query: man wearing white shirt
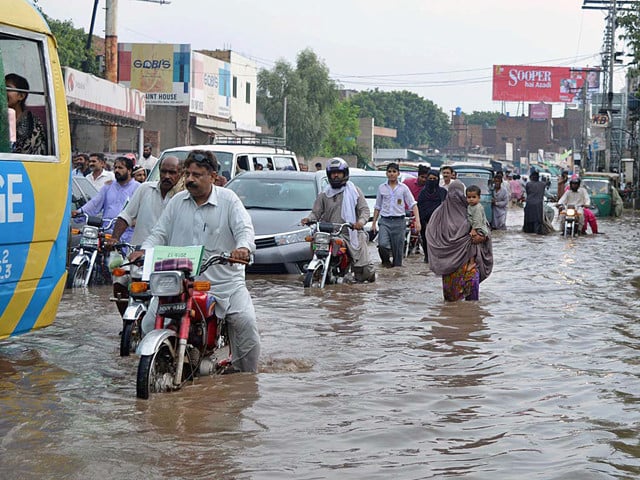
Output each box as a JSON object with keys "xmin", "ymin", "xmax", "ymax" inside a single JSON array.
[
  {"xmin": 86, "ymin": 152, "xmax": 115, "ymax": 190},
  {"xmin": 138, "ymin": 143, "xmax": 159, "ymax": 172},
  {"xmin": 131, "ymin": 150, "xmax": 260, "ymax": 373}
]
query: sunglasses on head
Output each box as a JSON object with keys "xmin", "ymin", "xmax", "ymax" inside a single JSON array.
[{"xmin": 191, "ymin": 152, "xmax": 217, "ymax": 170}]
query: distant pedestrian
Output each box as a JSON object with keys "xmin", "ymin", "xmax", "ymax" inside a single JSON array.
[
  {"xmin": 139, "ymin": 143, "xmax": 158, "ymax": 172},
  {"xmin": 523, "ymin": 170, "xmax": 546, "ymax": 234},
  {"xmin": 491, "ymin": 175, "xmax": 509, "ymax": 230},
  {"xmin": 403, "ymin": 164, "xmax": 429, "ymax": 199},
  {"xmin": 315, "ymin": 162, "xmax": 323, "ymax": 171},
  {"xmin": 440, "ymin": 166, "xmax": 454, "ymax": 190},
  {"xmin": 371, "ymin": 162, "xmax": 420, "ymax": 267},
  {"xmin": 417, "ymin": 169, "xmax": 447, "ymax": 263}
]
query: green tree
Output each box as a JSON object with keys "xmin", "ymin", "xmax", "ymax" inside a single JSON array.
[
  {"xmin": 464, "ymin": 110, "xmax": 501, "ymax": 127},
  {"xmin": 320, "ymin": 100, "xmax": 361, "ymax": 157},
  {"xmin": 258, "ymin": 49, "xmax": 338, "ymax": 159},
  {"xmin": 41, "ymin": 13, "xmax": 100, "ymax": 75},
  {"xmin": 350, "ymin": 89, "xmax": 450, "ymax": 149}
]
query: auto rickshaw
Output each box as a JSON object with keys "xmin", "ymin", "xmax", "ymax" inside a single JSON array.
[
  {"xmin": 581, "ymin": 172, "xmax": 623, "ymax": 217},
  {"xmin": 451, "ymin": 163, "xmax": 494, "ymax": 223}
]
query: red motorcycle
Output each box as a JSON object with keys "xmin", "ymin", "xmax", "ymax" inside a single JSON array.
[
  {"xmin": 135, "ymin": 253, "xmax": 247, "ymax": 399},
  {"xmin": 302, "ymin": 222, "xmax": 352, "ymax": 288}
]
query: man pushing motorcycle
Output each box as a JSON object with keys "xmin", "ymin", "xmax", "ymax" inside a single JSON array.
[
  {"xmin": 129, "ymin": 150, "xmax": 260, "ymax": 373},
  {"xmin": 301, "ymin": 157, "xmax": 376, "ymax": 283}
]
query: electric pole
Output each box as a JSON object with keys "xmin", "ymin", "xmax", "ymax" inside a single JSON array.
[{"xmin": 103, "ymin": 0, "xmax": 171, "ymax": 152}]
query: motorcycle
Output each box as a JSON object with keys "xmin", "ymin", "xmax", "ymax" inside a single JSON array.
[
  {"xmin": 560, "ymin": 204, "xmax": 580, "ymax": 237},
  {"xmin": 109, "ymin": 244, "xmax": 150, "ymax": 357},
  {"xmin": 66, "ymin": 215, "xmax": 116, "ymax": 288},
  {"xmin": 302, "ymin": 222, "xmax": 353, "ymax": 288},
  {"xmin": 135, "ymin": 253, "xmax": 247, "ymax": 399},
  {"xmin": 404, "ymin": 211, "xmax": 421, "ymax": 258}
]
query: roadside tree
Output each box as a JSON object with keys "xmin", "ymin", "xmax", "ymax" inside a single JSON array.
[{"xmin": 258, "ymin": 48, "xmax": 338, "ymax": 159}]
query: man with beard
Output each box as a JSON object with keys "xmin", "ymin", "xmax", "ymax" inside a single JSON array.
[
  {"xmin": 107, "ymin": 156, "xmax": 183, "ymax": 246},
  {"xmin": 131, "ymin": 150, "xmax": 260, "ymax": 373},
  {"xmin": 72, "ymin": 156, "xmax": 140, "ymax": 244},
  {"xmin": 417, "ymin": 169, "xmax": 447, "ymax": 263},
  {"xmin": 138, "ymin": 143, "xmax": 159, "ymax": 173}
]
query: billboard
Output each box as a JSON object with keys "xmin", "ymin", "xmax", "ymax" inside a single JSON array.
[
  {"xmin": 493, "ymin": 65, "xmax": 600, "ymax": 103},
  {"xmin": 118, "ymin": 43, "xmax": 190, "ymax": 106},
  {"xmin": 64, "ymin": 67, "xmax": 145, "ymax": 121},
  {"xmin": 190, "ymin": 52, "xmax": 231, "ymax": 118}
]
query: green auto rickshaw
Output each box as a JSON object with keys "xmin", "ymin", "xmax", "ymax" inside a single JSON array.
[{"xmin": 581, "ymin": 172, "xmax": 623, "ymax": 217}]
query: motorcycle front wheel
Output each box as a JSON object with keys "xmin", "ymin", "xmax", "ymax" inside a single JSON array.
[
  {"xmin": 66, "ymin": 260, "xmax": 91, "ymax": 289},
  {"xmin": 120, "ymin": 317, "xmax": 142, "ymax": 357},
  {"xmin": 137, "ymin": 342, "xmax": 176, "ymax": 399},
  {"xmin": 303, "ymin": 263, "xmax": 324, "ymax": 288}
]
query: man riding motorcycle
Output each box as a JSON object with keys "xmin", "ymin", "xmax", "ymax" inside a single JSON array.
[
  {"xmin": 557, "ymin": 175, "xmax": 591, "ymax": 233},
  {"xmin": 301, "ymin": 158, "xmax": 376, "ymax": 283}
]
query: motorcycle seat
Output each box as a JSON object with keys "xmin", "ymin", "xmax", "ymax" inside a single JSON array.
[{"xmin": 154, "ymin": 258, "xmax": 194, "ymax": 273}]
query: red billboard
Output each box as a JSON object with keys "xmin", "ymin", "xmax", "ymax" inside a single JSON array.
[{"xmin": 493, "ymin": 65, "xmax": 600, "ymax": 103}]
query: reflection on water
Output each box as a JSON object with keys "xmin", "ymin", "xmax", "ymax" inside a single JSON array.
[{"xmin": 2, "ymin": 210, "xmax": 640, "ymax": 478}]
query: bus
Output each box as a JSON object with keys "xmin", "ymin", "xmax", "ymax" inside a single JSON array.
[{"xmin": 0, "ymin": 2, "xmax": 71, "ymax": 338}]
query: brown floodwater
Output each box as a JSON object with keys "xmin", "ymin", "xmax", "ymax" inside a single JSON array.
[{"xmin": 2, "ymin": 207, "xmax": 640, "ymax": 479}]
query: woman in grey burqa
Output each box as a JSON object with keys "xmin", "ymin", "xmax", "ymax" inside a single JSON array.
[{"xmin": 426, "ymin": 181, "xmax": 493, "ymax": 301}]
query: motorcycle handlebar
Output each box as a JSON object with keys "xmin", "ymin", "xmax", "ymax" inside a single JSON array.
[
  {"xmin": 304, "ymin": 221, "xmax": 353, "ymax": 233},
  {"xmin": 200, "ymin": 253, "xmax": 253, "ymax": 273}
]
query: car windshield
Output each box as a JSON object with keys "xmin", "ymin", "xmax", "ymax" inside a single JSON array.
[
  {"xmin": 455, "ymin": 172, "xmax": 493, "ymax": 194},
  {"xmin": 227, "ymin": 178, "xmax": 317, "ymax": 210},
  {"xmin": 350, "ymin": 175, "xmax": 387, "ymax": 198},
  {"xmin": 583, "ymin": 179, "xmax": 610, "ymax": 195},
  {"xmin": 148, "ymin": 150, "xmax": 234, "ymax": 181}
]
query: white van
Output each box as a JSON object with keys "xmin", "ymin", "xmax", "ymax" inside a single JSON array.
[{"xmin": 148, "ymin": 137, "xmax": 299, "ymax": 182}]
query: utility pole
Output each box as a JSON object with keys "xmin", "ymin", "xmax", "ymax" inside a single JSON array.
[
  {"xmin": 105, "ymin": 0, "xmax": 118, "ymax": 152},
  {"xmin": 103, "ymin": 0, "xmax": 171, "ymax": 153}
]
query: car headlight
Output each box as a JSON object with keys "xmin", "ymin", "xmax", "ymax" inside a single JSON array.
[
  {"xmin": 81, "ymin": 226, "xmax": 99, "ymax": 239},
  {"xmin": 150, "ymin": 271, "xmax": 185, "ymax": 296},
  {"xmin": 274, "ymin": 228, "xmax": 311, "ymax": 246}
]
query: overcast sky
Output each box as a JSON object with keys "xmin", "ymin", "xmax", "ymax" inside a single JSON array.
[{"xmin": 37, "ymin": 0, "xmax": 619, "ymax": 116}]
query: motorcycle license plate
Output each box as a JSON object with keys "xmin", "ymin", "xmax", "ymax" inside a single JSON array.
[
  {"xmin": 158, "ymin": 302, "xmax": 187, "ymax": 315},
  {"xmin": 80, "ymin": 237, "xmax": 99, "ymax": 247}
]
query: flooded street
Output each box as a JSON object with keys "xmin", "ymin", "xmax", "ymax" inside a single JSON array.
[{"xmin": 3, "ymin": 207, "xmax": 640, "ymax": 479}]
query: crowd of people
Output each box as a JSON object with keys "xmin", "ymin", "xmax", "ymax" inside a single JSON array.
[{"xmin": 66, "ymin": 147, "xmax": 607, "ymax": 373}]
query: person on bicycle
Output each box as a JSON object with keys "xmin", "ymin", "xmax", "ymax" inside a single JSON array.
[{"xmin": 301, "ymin": 157, "xmax": 376, "ymax": 283}]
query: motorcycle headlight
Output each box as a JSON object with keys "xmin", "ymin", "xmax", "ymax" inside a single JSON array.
[
  {"xmin": 81, "ymin": 226, "xmax": 99, "ymax": 239},
  {"xmin": 314, "ymin": 232, "xmax": 331, "ymax": 245},
  {"xmin": 566, "ymin": 208, "xmax": 576, "ymax": 216},
  {"xmin": 275, "ymin": 228, "xmax": 311, "ymax": 246},
  {"xmin": 149, "ymin": 271, "xmax": 185, "ymax": 296}
]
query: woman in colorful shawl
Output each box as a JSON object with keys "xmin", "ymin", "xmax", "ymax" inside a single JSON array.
[{"xmin": 426, "ymin": 180, "xmax": 493, "ymax": 301}]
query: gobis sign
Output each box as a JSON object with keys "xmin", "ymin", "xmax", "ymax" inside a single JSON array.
[{"xmin": 133, "ymin": 59, "xmax": 171, "ymax": 69}]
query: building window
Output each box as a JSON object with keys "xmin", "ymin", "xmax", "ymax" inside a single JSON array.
[
  {"xmin": 246, "ymin": 82, "xmax": 251, "ymax": 104},
  {"xmin": 232, "ymin": 76, "xmax": 237, "ymax": 98}
]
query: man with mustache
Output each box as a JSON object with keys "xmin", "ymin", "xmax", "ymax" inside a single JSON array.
[
  {"xmin": 132, "ymin": 150, "xmax": 260, "ymax": 373},
  {"xmin": 108, "ymin": 156, "xmax": 183, "ymax": 246},
  {"xmin": 72, "ymin": 156, "xmax": 140, "ymax": 244}
]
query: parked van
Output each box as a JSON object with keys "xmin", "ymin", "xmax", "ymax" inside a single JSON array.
[{"xmin": 147, "ymin": 136, "xmax": 299, "ymax": 182}]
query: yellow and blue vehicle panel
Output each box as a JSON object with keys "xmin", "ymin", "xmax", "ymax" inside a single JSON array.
[{"xmin": 0, "ymin": 1, "xmax": 71, "ymax": 338}]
